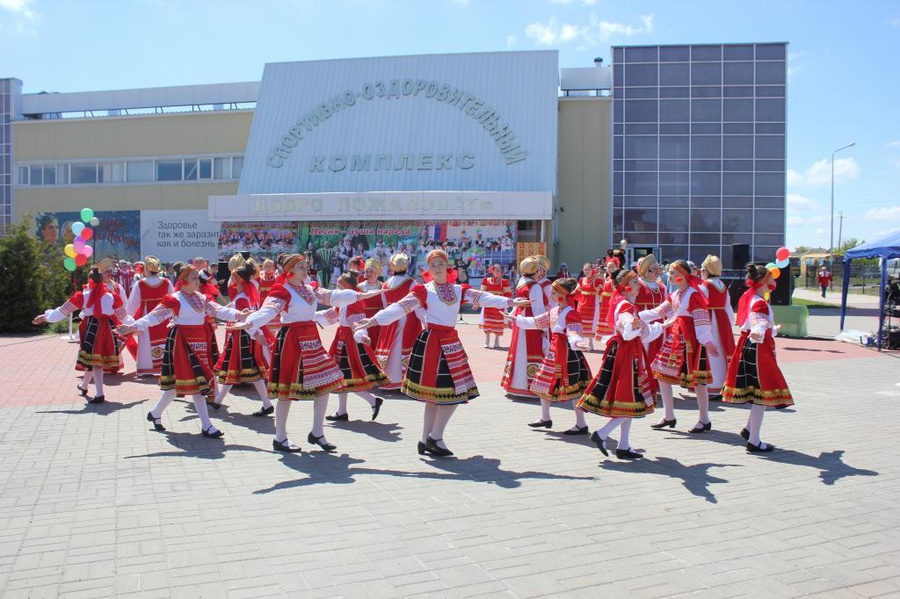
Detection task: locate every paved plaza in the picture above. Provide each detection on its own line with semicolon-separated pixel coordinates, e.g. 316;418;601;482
1;294;898;598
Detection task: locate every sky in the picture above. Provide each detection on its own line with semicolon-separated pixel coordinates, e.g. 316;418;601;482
1;0;898;251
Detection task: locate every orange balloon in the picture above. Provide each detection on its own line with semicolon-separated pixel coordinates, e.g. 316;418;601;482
769;266;781;279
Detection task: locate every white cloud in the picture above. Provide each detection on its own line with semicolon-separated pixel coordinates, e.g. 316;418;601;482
450;0;470;4
888;140;900;148
0;0;38;36
525;13;653;46
506;35;517;47
863;206;900;222
787;156;860;188
786;193;819;210
0;0;35;14
787;51;805;83
891;17;900;27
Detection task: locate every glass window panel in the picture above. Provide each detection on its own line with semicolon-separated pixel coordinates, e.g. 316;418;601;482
17;165;29;185
691;136;721;158
98;162;124;183
756;123;784;134
755;44;786;60
622;196;658;208
755;172;783;195
724;197;753;209
659;244;688;260
756;159;785;172
625;63;658;86
723;135;753;158
624;136;658;159
756;197;784;209
692;62;721;85
659;99;689;122
613;136;623;157
754;210;785;231
659;208;689;232
659;63;689;86
127;160;154;182
756;85;785;98
692;123;721;134
692;46;722;61
613;208;623;230
692;233;722;245
723;172;753;194
723;45;754;60
42;165;56;185
624;87;658;99
613;123;623;134
199;158;212;179
156;160;182;182
723;98;753;121
755;98;785;121
613;172;623;194
660;123;690;134
660;46;689;61
659;196;690;207
30;165;42;185
613;65;623;87
184;159;199;181
659;159;690;171
755;233;785;246
691;159;721;171
232;156;244;178
213;156;232;179
692;86;722;98
613;47;624;63
624;208;658;231
71;164;97;184
724;122;754;134
723;62;754;85
723;85;753;98
691;172;721;194
624;100;658;122
57;164;68;185
722;233;752;245
692;197;722;208
659;172;690;195
724;159;753;171
690;245;723;263
624;172;658;195
691;99;721;122
692;208;721;232
624;159;658;171
624;46;658;62
614;99;623;121
722;209;752;231
660;87;689;98
622;232;657;244
614;159;624;171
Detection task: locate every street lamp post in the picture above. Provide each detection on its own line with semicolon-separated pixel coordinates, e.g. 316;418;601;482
829;142;855;288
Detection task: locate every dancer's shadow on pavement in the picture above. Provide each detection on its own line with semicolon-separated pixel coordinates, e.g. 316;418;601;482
601;456;741;504
328;419;404;443
757;449;878;486
124;430;267;461
255;452;596;494
36;399;145;416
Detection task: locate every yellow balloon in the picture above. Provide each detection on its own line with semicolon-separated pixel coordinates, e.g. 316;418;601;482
64;244;76;258
769;266;781;279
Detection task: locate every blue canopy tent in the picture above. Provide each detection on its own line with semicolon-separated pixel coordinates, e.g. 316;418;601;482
840;231;900;350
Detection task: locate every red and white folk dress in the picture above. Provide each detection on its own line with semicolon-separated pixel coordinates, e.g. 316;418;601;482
373;274;422;390
722;295;793;408
134;291;243;397
359;280;384;348
479;276;511;335
515;305;592;402
635;278;667;363
372;282;514;404
215;291;269;385
640;287;714;388
43;283;128;372
243;284;364;401
595;277;615;338
578;297;660;418
126;275;174;375
700;279;736;395
574;276;603;342
318;301;389;392
500;278;547;397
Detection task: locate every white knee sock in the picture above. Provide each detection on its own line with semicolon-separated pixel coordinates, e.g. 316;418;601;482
598;417;625;440
252;379;272;408
696;385;710;424
150;389;176;418
422;403;438;444
192;395;214;432
574;405;587;428
214;384;232;405
430;405;458;448
659;382;675;420
748;403;766;446
312;395;329;438
357;391;377;407
93;367;105;396
336;393;349;415
275;400;291;442
540;398;551;421
618;419;633;450
81;369;93;389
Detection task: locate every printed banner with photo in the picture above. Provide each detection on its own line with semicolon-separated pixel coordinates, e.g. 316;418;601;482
35;210;142;262
218;221;300;262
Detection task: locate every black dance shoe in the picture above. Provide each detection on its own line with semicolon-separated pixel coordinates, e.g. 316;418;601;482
307;432;336;452
201;426;224;439
371;397;384;421
528;419;553;429
709;394;723;402
209;401;222;411
590;431;609;456
146;412;166;432
425;436;454;457
746;441;774;453
252;405;275;417
616;448;644;460
563;425;589;436
740;428;750;440
77;384;88;397
688;421;712;434
650;418;676;430
273;438;302;453
325;412;349;422
87;395;105;404
417;441;428;455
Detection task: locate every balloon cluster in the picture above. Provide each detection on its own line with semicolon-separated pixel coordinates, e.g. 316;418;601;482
63;208;101;272
764;246;791;280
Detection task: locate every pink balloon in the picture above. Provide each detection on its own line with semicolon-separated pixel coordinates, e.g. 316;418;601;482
83;245;94;258
73;239;86;253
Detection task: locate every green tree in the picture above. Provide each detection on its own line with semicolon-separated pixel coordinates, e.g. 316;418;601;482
0;222;51;333
839;238;864;253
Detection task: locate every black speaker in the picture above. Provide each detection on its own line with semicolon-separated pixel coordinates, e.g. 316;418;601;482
731;244;750;270
769;270;792;306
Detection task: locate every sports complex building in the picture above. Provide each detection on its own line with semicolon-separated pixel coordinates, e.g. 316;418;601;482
1;43;787;279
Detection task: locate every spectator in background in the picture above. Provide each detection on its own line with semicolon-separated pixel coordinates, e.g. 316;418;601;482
315;241;336;288
556;263;571;279
818;266;833;298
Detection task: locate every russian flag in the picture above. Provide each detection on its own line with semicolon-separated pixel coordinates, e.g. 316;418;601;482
434;224;447;243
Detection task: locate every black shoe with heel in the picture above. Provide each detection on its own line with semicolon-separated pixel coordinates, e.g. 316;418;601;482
252;405;274;417
563;425;589;436
146;412;165;432
325;412;349;422
87;395;105;404
650;418;676;430
77;384;88;398
616;448;644;460
371;397;384;421
201;426;224;439
740;428;750;440
425;436;454;457
308;432;336;452
746;441;774;453
688;421;712;434
273;438;302;453
528;419;552;429
590;431;609;456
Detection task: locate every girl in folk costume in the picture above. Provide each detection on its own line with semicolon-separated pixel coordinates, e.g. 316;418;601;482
723;264;794;453
699;255;736;399
33;265;130;404
535;255;553;306
258;259;278;303
374;253;423;391
228;255;383;453
638;260;720;433
634;254;667;363
574;262;604;351
359;259;384;347
507;278;592;434
595;255;621;339
578;269;664;459
115;263;248;437
99;259;129;374
480;263;511;349
321;271;389;422
126;256;174;376
211;256;274;417
500;256;548;398
354;250;531;457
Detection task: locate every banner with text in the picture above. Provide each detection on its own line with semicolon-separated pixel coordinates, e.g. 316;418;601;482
141;210;221;263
